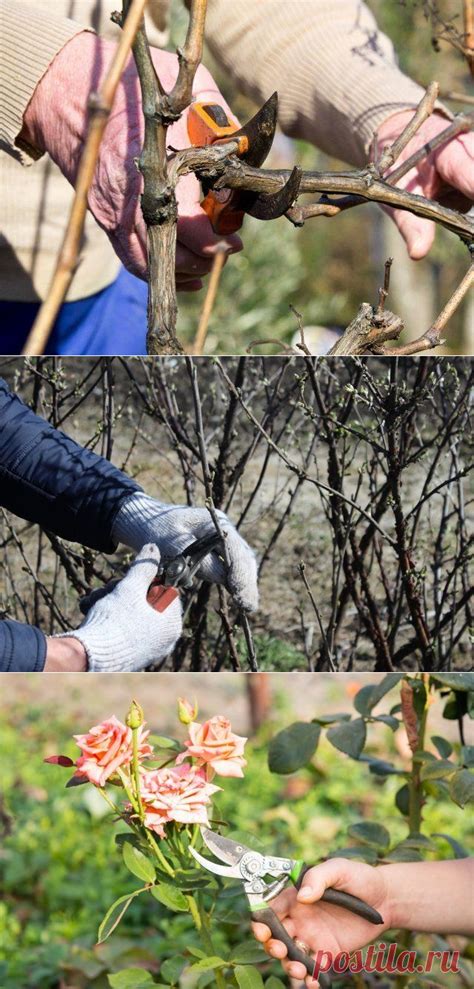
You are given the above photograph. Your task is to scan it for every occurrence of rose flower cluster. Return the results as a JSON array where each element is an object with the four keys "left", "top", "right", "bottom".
[{"left": 45, "top": 701, "right": 247, "bottom": 839}]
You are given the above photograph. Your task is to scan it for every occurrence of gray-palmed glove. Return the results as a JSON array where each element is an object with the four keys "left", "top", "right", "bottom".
[
  {"left": 63, "top": 544, "right": 182, "bottom": 672},
  {"left": 112, "top": 494, "right": 258, "bottom": 612}
]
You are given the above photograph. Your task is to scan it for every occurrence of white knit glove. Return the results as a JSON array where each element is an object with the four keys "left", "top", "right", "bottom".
[
  {"left": 112, "top": 494, "right": 258, "bottom": 612},
  {"left": 63, "top": 544, "right": 182, "bottom": 672}
]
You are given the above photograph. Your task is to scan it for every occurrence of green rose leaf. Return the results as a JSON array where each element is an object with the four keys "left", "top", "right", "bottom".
[
  {"left": 108, "top": 970, "right": 156, "bottom": 989},
  {"left": 230, "top": 941, "right": 268, "bottom": 965},
  {"left": 373, "top": 715, "right": 400, "bottom": 731},
  {"left": 420, "top": 759, "right": 456, "bottom": 781},
  {"left": 268, "top": 722, "right": 320, "bottom": 774},
  {"left": 431, "top": 736, "right": 453, "bottom": 759},
  {"left": 353, "top": 685, "right": 376, "bottom": 717},
  {"left": 148, "top": 734, "right": 182, "bottom": 750},
  {"left": 188, "top": 957, "right": 226, "bottom": 973},
  {"left": 432, "top": 833, "right": 469, "bottom": 859},
  {"left": 363, "top": 757, "right": 400, "bottom": 776},
  {"left": 150, "top": 883, "right": 188, "bottom": 912},
  {"left": 348, "top": 821, "right": 390, "bottom": 851},
  {"left": 399, "top": 833, "right": 435, "bottom": 849},
  {"left": 449, "top": 769, "right": 474, "bottom": 808},
  {"left": 431, "top": 673, "right": 474, "bottom": 692},
  {"left": 327, "top": 718, "right": 366, "bottom": 759},
  {"left": 98, "top": 888, "right": 147, "bottom": 943},
  {"left": 395, "top": 784, "right": 410, "bottom": 816},
  {"left": 313, "top": 713, "right": 351, "bottom": 725},
  {"left": 122, "top": 842, "right": 156, "bottom": 883},
  {"left": 234, "top": 965, "right": 265, "bottom": 989},
  {"left": 329, "top": 846, "right": 378, "bottom": 863},
  {"left": 265, "top": 980, "right": 287, "bottom": 989},
  {"left": 386, "top": 843, "right": 424, "bottom": 863},
  {"left": 160, "top": 957, "right": 186, "bottom": 983},
  {"left": 367, "top": 673, "right": 404, "bottom": 709},
  {"left": 462, "top": 745, "right": 474, "bottom": 767}
]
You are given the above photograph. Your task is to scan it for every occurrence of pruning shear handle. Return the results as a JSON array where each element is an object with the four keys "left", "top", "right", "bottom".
[
  {"left": 187, "top": 94, "right": 302, "bottom": 234},
  {"left": 188, "top": 101, "right": 248, "bottom": 235},
  {"left": 252, "top": 863, "right": 383, "bottom": 981}
]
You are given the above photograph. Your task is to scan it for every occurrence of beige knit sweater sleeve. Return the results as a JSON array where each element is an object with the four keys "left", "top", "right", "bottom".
[
  {"left": 0, "top": 0, "right": 86, "bottom": 162},
  {"left": 204, "top": 0, "right": 426, "bottom": 166},
  {"left": 0, "top": 0, "right": 169, "bottom": 164}
]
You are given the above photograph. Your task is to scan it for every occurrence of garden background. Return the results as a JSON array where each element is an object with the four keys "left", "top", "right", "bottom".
[{"left": 1, "top": 672, "right": 473, "bottom": 988}]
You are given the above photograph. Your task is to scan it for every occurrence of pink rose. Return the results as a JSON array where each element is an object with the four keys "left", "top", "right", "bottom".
[
  {"left": 73, "top": 715, "right": 153, "bottom": 787},
  {"left": 178, "top": 716, "right": 247, "bottom": 778},
  {"left": 139, "top": 764, "right": 220, "bottom": 837}
]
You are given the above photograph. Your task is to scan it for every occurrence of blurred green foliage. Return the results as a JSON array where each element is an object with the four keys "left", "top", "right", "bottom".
[{"left": 1, "top": 683, "right": 472, "bottom": 987}]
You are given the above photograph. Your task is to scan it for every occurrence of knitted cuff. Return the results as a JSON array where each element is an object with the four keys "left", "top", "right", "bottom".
[
  {"left": 0, "top": 0, "right": 90, "bottom": 164},
  {"left": 111, "top": 492, "right": 167, "bottom": 551}
]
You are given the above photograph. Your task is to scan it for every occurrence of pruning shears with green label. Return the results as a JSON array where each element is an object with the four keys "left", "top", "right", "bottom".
[{"left": 190, "top": 827, "right": 384, "bottom": 982}]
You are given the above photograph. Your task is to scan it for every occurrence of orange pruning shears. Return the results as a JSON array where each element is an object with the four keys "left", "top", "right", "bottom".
[{"left": 187, "top": 93, "right": 302, "bottom": 235}]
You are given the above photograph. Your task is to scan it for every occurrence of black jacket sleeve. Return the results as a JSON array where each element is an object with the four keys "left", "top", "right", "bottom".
[
  {"left": 0, "top": 377, "right": 142, "bottom": 552},
  {"left": 0, "top": 620, "right": 46, "bottom": 672}
]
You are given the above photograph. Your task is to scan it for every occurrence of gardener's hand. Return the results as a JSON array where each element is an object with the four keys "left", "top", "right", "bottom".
[
  {"left": 376, "top": 111, "right": 474, "bottom": 259},
  {"left": 20, "top": 33, "right": 242, "bottom": 291},
  {"left": 112, "top": 493, "right": 258, "bottom": 612},
  {"left": 252, "top": 859, "right": 390, "bottom": 988},
  {"left": 59, "top": 544, "right": 182, "bottom": 671}
]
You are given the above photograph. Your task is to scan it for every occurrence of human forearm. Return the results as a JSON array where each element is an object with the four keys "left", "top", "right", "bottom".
[
  {"left": 44, "top": 637, "right": 88, "bottom": 672},
  {"left": 380, "top": 859, "right": 474, "bottom": 936},
  {"left": 0, "top": 378, "right": 140, "bottom": 552},
  {"left": 205, "top": 0, "right": 425, "bottom": 166}
]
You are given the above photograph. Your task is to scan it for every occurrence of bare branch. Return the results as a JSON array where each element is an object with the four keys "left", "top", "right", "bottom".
[
  {"left": 385, "top": 261, "right": 474, "bottom": 356},
  {"left": 192, "top": 246, "right": 227, "bottom": 355},
  {"left": 376, "top": 82, "right": 439, "bottom": 174}
]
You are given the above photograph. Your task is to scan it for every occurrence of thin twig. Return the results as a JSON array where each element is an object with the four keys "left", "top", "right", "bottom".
[
  {"left": 386, "top": 262, "right": 474, "bottom": 356},
  {"left": 192, "top": 246, "right": 227, "bottom": 355},
  {"left": 386, "top": 112, "right": 474, "bottom": 186},
  {"left": 463, "top": 0, "right": 474, "bottom": 76},
  {"left": 376, "top": 82, "right": 440, "bottom": 174}
]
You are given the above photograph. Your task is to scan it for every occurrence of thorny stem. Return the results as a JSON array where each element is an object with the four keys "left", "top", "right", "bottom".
[
  {"left": 131, "top": 726, "right": 144, "bottom": 822},
  {"left": 196, "top": 893, "right": 227, "bottom": 989},
  {"left": 145, "top": 826, "right": 176, "bottom": 878}
]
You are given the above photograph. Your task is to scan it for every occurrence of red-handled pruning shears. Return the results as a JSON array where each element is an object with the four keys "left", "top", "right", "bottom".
[
  {"left": 147, "top": 533, "right": 223, "bottom": 613},
  {"left": 187, "top": 93, "right": 302, "bottom": 235}
]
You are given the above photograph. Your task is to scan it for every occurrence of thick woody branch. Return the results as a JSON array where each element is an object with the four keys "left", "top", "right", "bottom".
[
  {"left": 121, "top": 0, "right": 207, "bottom": 354},
  {"left": 327, "top": 304, "right": 404, "bottom": 356},
  {"left": 178, "top": 148, "right": 474, "bottom": 244},
  {"left": 328, "top": 259, "right": 474, "bottom": 357}
]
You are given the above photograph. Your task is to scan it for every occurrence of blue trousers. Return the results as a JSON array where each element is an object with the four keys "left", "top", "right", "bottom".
[{"left": 0, "top": 267, "right": 148, "bottom": 355}]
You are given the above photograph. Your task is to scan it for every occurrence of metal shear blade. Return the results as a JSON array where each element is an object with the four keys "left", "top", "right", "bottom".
[
  {"left": 160, "top": 534, "right": 223, "bottom": 589},
  {"left": 247, "top": 166, "right": 303, "bottom": 221}
]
